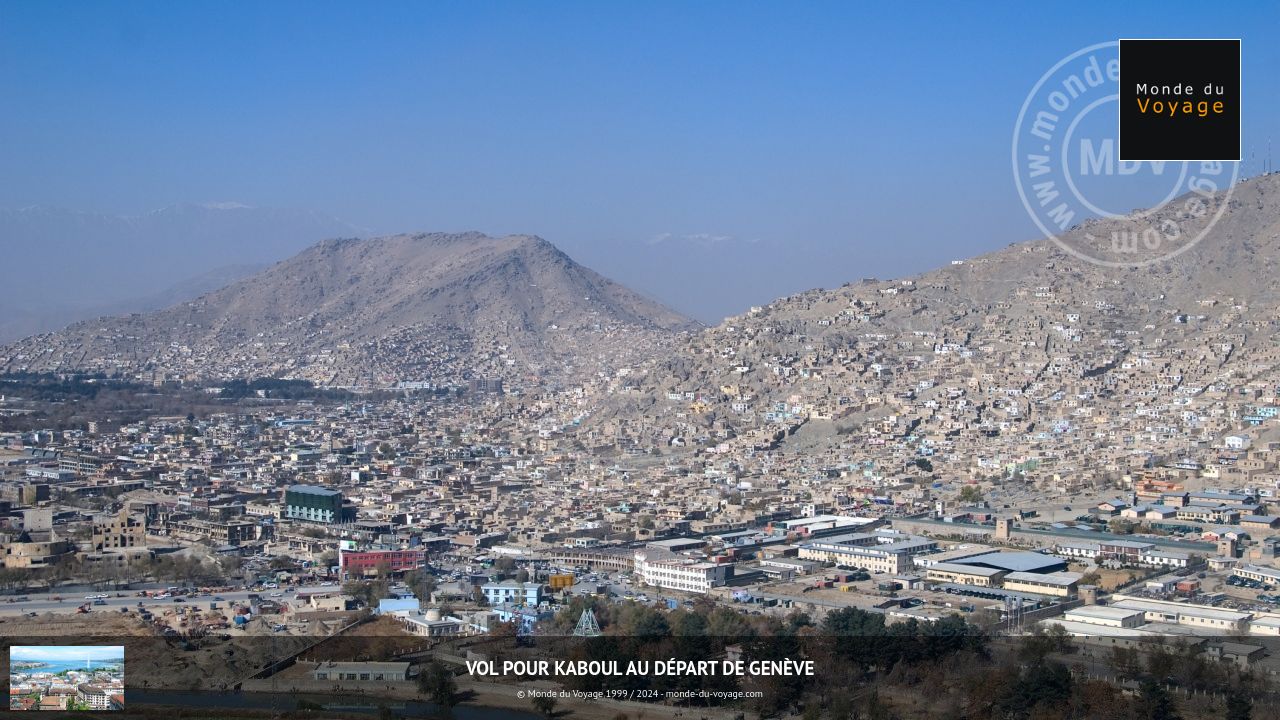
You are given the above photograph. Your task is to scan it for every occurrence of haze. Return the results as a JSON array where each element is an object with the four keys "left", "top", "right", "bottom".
[{"left": 1, "top": 1, "right": 1277, "bottom": 331}]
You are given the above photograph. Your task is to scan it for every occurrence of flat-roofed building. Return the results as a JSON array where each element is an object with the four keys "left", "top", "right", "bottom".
[
  {"left": 1241, "top": 515, "right": 1280, "bottom": 532},
  {"left": 799, "top": 541, "right": 911, "bottom": 575},
  {"left": 634, "top": 549, "right": 728, "bottom": 593},
  {"left": 1062, "top": 605, "right": 1146, "bottom": 629},
  {"left": 310, "top": 661, "right": 410, "bottom": 682},
  {"left": 1234, "top": 564, "right": 1280, "bottom": 585},
  {"left": 1002, "top": 571, "right": 1081, "bottom": 598},
  {"left": 1110, "top": 597, "right": 1251, "bottom": 632},
  {"left": 284, "top": 484, "right": 355, "bottom": 524},
  {"left": 1098, "top": 539, "right": 1154, "bottom": 562},
  {"left": 1053, "top": 541, "right": 1101, "bottom": 560},
  {"left": 925, "top": 562, "right": 1007, "bottom": 587},
  {"left": 1140, "top": 549, "right": 1191, "bottom": 568},
  {"left": 1248, "top": 616, "right": 1280, "bottom": 636}
]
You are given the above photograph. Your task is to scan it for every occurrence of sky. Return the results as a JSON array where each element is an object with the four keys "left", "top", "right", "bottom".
[
  {"left": 1, "top": 1, "right": 1278, "bottom": 323},
  {"left": 10, "top": 645, "right": 124, "bottom": 663}
]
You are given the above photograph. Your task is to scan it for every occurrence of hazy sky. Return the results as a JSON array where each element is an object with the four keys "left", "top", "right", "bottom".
[{"left": 2, "top": 1, "right": 1278, "bottom": 323}]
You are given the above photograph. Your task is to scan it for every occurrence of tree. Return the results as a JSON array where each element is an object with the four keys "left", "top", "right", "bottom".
[
  {"left": 1108, "top": 518, "right": 1136, "bottom": 535},
  {"left": 403, "top": 570, "right": 437, "bottom": 602},
  {"left": 1226, "top": 693, "right": 1252, "bottom": 720},
  {"left": 343, "top": 578, "right": 389, "bottom": 607},
  {"left": 1109, "top": 646, "right": 1142, "bottom": 681},
  {"left": 1137, "top": 679, "right": 1180, "bottom": 720},
  {"left": 417, "top": 660, "right": 458, "bottom": 709},
  {"left": 532, "top": 695, "right": 557, "bottom": 719},
  {"left": 958, "top": 485, "right": 982, "bottom": 503}
]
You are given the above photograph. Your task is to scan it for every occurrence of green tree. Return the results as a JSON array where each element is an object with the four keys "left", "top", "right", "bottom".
[{"left": 1137, "top": 679, "right": 1180, "bottom": 720}]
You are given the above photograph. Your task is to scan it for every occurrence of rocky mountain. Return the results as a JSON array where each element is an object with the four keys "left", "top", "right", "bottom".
[
  {"left": 596, "top": 173, "right": 1280, "bottom": 479},
  {"left": 0, "top": 204, "right": 364, "bottom": 342},
  {"left": 0, "top": 232, "right": 697, "bottom": 386}
]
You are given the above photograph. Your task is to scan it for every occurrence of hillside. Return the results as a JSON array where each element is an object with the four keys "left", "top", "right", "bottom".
[
  {"left": 593, "top": 173, "right": 1280, "bottom": 484},
  {"left": 0, "top": 232, "right": 697, "bottom": 386}
]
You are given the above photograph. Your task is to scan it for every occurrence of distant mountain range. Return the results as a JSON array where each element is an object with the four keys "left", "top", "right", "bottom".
[
  {"left": 10, "top": 174, "right": 1280, "bottom": 402},
  {"left": 0, "top": 203, "right": 364, "bottom": 342},
  {"left": 1, "top": 232, "right": 698, "bottom": 386}
]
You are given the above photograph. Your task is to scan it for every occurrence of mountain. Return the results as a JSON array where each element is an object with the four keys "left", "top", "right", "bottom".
[
  {"left": 594, "top": 173, "right": 1280, "bottom": 477},
  {"left": 0, "top": 204, "right": 364, "bottom": 342},
  {"left": 0, "top": 232, "right": 698, "bottom": 386}
]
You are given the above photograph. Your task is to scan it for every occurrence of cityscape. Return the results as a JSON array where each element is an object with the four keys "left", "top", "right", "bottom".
[
  {"left": 8, "top": 645, "right": 124, "bottom": 711},
  {"left": 2, "top": 3, "right": 1279, "bottom": 719}
]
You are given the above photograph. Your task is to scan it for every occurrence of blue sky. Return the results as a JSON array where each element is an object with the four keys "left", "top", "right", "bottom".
[
  {"left": 1, "top": 1, "right": 1276, "bottom": 322},
  {"left": 10, "top": 645, "right": 124, "bottom": 662}
]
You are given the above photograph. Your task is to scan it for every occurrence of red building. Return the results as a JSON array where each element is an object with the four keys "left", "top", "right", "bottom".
[{"left": 339, "top": 549, "right": 427, "bottom": 577}]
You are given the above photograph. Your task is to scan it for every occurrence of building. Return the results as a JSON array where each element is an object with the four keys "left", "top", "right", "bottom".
[
  {"left": 1001, "top": 571, "right": 1080, "bottom": 598},
  {"left": 481, "top": 580, "right": 543, "bottom": 606},
  {"left": 91, "top": 509, "right": 146, "bottom": 551},
  {"left": 76, "top": 684, "right": 113, "bottom": 711},
  {"left": 2, "top": 531, "right": 74, "bottom": 569},
  {"left": 310, "top": 661, "right": 410, "bottom": 682},
  {"left": 924, "top": 562, "right": 1007, "bottom": 587},
  {"left": 1061, "top": 605, "right": 1146, "bottom": 629},
  {"left": 396, "top": 609, "right": 465, "bottom": 637},
  {"left": 634, "top": 549, "right": 729, "bottom": 593},
  {"left": 283, "top": 485, "right": 355, "bottom": 524},
  {"left": 1234, "top": 564, "right": 1280, "bottom": 585},
  {"left": 1241, "top": 515, "right": 1280, "bottom": 532},
  {"left": 797, "top": 534, "right": 915, "bottom": 574},
  {"left": 469, "top": 377, "right": 504, "bottom": 394},
  {"left": 338, "top": 549, "right": 427, "bottom": 578},
  {"left": 1109, "top": 597, "right": 1251, "bottom": 632},
  {"left": 1098, "top": 539, "right": 1154, "bottom": 563},
  {"left": 170, "top": 518, "right": 261, "bottom": 546},
  {"left": 490, "top": 602, "right": 552, "bottom": 632}
]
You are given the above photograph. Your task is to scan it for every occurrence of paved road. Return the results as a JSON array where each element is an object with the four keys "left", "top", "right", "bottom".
[{"left": 0, "top": 584, "right": 340, "bottom": 617}]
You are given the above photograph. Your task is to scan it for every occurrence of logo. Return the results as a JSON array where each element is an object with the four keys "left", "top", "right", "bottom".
[
  {"left": 1119, "top": 39, "right": 1240, "bottom": 161},
  {"left": 1012, "top": 41, "right": 1239, "bottom": 267}
]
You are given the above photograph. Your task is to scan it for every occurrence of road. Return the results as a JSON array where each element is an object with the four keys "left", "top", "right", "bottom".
[{"left": 0, "top": 583, "right": 340, "bottom": 617}]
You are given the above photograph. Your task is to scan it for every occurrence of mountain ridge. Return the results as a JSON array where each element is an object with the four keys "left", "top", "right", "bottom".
[{"left": 1, "top": 231, "right": 698, "bottom": 386}]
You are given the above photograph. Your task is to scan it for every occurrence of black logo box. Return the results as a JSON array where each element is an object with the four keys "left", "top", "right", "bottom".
[{"left": 1119, "top": 38, "right": 1240, "bottom": 162}]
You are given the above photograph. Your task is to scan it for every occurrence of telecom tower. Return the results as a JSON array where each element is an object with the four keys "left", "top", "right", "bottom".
[{"left": 572, "top": 608, "right": 602, "bottom": 637}]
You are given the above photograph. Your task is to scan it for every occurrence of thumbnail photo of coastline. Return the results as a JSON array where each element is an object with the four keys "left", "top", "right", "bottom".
[{"left": 8, "top": 645, "right": 124, "bottom": 711}]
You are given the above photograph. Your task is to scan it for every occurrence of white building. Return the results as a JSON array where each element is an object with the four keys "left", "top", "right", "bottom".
[
  {"left": 1061, "top": 605, "right": 1146, "bottom": 629},
  {"left": 634, "top": 550, "right": 728, "bottom": 593}
]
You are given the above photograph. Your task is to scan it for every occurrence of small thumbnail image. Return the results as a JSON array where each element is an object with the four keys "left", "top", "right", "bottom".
[{"left": 8, "top": 645, "right": 124, "bottom": 711}]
